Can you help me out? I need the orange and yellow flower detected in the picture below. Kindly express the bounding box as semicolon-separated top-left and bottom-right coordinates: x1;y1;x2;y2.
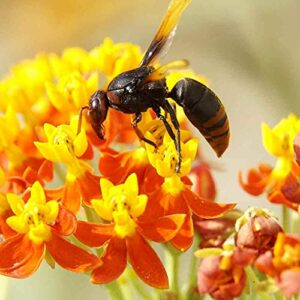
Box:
74;174;185;288
0;181;100;278
240;114;300;211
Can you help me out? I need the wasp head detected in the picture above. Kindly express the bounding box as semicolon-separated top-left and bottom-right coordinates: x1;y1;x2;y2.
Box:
88;90;109;139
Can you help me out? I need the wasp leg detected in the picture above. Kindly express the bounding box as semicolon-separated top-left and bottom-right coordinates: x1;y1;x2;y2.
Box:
131;113;157;149
154;104;182;174
77;105;89;135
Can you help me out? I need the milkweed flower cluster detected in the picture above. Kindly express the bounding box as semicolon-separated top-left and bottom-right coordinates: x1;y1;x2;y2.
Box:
1;37;299;300
0;37;235;297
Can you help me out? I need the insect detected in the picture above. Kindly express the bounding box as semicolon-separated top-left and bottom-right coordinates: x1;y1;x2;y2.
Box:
80;0;230;173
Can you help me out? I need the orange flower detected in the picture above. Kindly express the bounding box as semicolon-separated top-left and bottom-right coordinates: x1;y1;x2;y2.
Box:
74;174;185;288
0;182;100;278
255;233;300;297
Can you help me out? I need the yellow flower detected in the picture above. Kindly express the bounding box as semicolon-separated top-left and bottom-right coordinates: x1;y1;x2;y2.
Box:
262;114;300;179
6;181;59;245
34;116;90;178
91;174;148;238
144;123;198;177
45;71;98;113
90;38;142;81
0;105;26;170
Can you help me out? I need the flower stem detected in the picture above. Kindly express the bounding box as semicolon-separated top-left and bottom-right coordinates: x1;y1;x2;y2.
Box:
282;205;290;232
106;281;126;300
128;269;152;300
165;245;180;299
245;267;272;300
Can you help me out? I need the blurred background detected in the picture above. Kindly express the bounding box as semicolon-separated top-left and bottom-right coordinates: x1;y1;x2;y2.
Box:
0;0;300;299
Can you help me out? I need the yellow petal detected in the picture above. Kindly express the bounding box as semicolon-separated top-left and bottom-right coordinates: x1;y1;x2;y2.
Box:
44;201;59;223
43;123;57;140
261;123;284;156
6;193;24;215
91;199;112;221
124;173;138;196
130;195;148;218
6;216;28;233
100;178;114;200
30;181;46;204
73;130;88;157
34;142;61;162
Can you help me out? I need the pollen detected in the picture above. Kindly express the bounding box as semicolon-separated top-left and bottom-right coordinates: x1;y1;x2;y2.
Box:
91;173;147;238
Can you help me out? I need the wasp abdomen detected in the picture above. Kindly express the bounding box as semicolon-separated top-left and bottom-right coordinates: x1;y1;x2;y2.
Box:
169;78;230;157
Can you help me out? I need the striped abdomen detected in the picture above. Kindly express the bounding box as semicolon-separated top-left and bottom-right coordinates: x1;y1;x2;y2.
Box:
169;78;230;157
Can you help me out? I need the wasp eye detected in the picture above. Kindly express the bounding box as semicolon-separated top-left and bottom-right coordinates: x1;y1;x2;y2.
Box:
88;90;109;139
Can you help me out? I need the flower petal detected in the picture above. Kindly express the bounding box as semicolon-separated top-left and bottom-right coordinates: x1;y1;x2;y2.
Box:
75;221;114;247
170;215;194;251
91;236;127;284
126;233;168;289
51;206;77;236
62;180;82;214
137;214;185;243
0;234;45;278
46;232;100;272
183;188;236;218
278;269;300;297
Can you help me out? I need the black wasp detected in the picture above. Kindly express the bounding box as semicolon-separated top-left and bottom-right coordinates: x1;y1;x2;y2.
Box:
79;0;230;173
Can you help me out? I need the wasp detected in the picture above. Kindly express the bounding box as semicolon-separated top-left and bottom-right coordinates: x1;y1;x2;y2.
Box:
80;0;230;173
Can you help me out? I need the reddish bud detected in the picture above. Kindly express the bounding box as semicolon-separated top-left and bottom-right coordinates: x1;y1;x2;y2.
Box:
197;255;246;300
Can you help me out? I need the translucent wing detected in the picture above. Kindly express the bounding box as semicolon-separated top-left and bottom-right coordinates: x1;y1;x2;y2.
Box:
147;59;189;81
140;0;192;67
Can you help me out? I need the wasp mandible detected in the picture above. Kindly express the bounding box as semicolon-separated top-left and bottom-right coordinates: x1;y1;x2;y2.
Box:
80;0;230;173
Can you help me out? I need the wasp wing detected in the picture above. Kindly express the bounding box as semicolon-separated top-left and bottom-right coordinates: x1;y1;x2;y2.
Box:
147;59;189;81
140;0;192;67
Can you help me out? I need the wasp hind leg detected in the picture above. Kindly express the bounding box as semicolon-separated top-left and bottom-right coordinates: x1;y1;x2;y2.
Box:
131;113;157;149
154;103;182;174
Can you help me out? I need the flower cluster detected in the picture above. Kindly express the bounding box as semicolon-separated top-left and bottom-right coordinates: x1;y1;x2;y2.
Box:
0;37;235;293
239;114;300;211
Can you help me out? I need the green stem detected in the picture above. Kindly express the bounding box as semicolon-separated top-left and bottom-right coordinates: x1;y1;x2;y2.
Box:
128;269;152;300
245;267;272;300
282;205;290;232
165;245;180;299
106;281;126;300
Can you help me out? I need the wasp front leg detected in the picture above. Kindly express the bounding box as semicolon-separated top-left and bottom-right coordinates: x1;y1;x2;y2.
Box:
153;104;182;174
131;113;157;149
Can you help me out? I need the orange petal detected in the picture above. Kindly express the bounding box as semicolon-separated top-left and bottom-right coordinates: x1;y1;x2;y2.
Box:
46;232;100;272
170;215;194;251
52;206;77;236
137;214;186;243
99;150;147;185
0;234;45;278
183;188;236;218
91;236;127;284
126;233;168;289
238;166;271;196
77;172;101;206
37;159;53;182
268;191;299;211
45;186;64;200
62;180;82;214
0;210;17;239
75;221;114;247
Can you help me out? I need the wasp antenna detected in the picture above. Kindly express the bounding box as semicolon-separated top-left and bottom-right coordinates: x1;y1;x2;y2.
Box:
77;105;89;135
